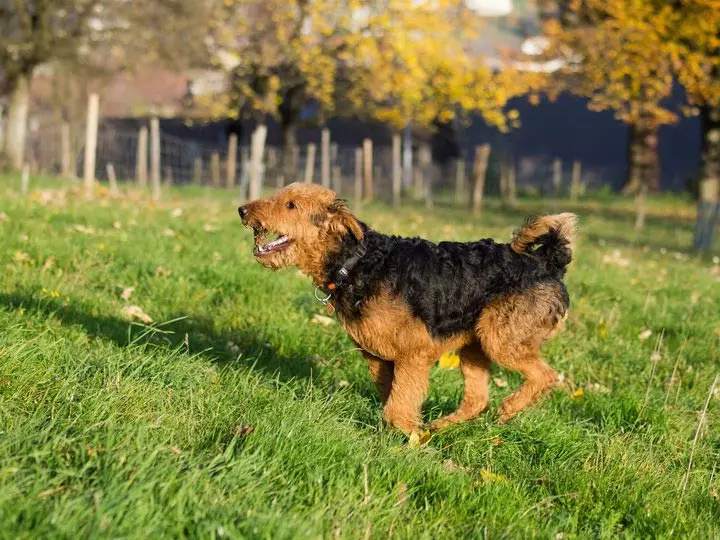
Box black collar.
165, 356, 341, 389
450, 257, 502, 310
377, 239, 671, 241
322, 238, 368, 295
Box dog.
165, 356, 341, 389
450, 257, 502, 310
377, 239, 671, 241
238, 183, 577, 435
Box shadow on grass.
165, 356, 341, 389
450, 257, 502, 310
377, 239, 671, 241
0, 292, 322, 385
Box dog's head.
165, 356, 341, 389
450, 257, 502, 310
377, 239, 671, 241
238, 183, 363, 274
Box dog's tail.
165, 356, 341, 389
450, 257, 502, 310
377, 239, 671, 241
511, 213, 577, 273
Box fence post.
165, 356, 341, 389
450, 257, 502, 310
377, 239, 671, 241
570, 160, 582, 201
304, 143, 316, 184
60, 122, 71, 178
266, 148, 278, 189
227, 133, 238, 189
332, 165, 341, 195
354, 147, 363, 207
193, 157, 202, 186
164, 165, 173, 187
471, 144, 491, 216
211, 151, 220, 187
363, 139, 373, 202
321, 128, 331, 188
106, 163, 119, 195
392, 133, 402, 208
136, 125, 148, 187
552, 157, 562, 196
249, 124, 267, 200
454, 158, 466, 205
418, 144, 432, 208
150, 117, 161, 200
82, 93, 99, 194
21, 164, 30, 195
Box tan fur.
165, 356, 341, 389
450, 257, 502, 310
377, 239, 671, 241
511, 213, 577, 254
240, 184, 573, 435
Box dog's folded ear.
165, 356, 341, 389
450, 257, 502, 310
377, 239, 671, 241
328, 198, 364, 240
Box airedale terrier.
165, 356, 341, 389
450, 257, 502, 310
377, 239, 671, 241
238, 183, 576, 435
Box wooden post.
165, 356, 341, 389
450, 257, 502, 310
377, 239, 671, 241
193, 157, 202, 185
227, 133, 238, 188
150, 117, 161, 200
392, 133, 402, 208
20, 164, 29, 195
304, 143, 316, 183
267, 148, 278, 189
354, 147, 363, 206
164, 165, 173, 187
454, 158, 466, 204
471, 144, 491, 216
106, 163, 119, 195
506, 159, 517, 208
249, 125, 268, 200
363, 139, 373, 202
321, 128, 331, 188
570, 160, 582, 201
211, 151, 220, 187
83, 93, 99, 194
136, 126, 148, 187
60, 122, 71, 178
332, 166, 341, 195
418, 145, 432, 208
552, 157, 562, 196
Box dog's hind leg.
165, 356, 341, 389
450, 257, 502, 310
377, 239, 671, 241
363, 352, 394, 404
476, 284, 565, 423
429, 342, 491, 431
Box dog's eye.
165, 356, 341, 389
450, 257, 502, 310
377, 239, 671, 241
286, 201, 296, 210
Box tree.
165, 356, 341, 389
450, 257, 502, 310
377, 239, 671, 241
668, 0, 720, 251
544, 0, 680, 193
0, 0, 208, 171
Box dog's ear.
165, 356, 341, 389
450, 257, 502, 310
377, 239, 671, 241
327, 198, 363, 240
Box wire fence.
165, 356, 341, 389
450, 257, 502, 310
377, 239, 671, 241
24, 120, 617, 204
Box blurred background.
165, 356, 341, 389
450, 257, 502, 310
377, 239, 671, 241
1, 0, 718, 250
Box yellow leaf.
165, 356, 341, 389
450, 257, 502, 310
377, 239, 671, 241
438, 351, 460, 369
480, 469, 508, 483
571, 388, 584, 400
407, 430, 431, 448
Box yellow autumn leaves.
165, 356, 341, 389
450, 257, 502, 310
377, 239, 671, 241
204, 0, 535, 130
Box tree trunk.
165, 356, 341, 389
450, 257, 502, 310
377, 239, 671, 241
2, 73, 31, 170
623, 120, 660, 195
693, 106, 720, 252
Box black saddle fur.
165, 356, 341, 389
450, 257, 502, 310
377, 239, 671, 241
324, 223, 571, 339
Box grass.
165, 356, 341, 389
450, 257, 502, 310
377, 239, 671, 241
1, 176, 719, 538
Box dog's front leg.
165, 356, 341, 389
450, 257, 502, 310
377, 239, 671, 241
363, 352, 394, 404
382, 360, 430, 435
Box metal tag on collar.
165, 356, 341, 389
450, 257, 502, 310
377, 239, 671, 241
314, 286, 332, 304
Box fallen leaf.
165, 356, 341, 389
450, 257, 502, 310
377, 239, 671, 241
170, 208, 183, 218
113, 221, 122, 230
638, 329, 652, 341
154, 266, 171, 277
234, 424, 255, 437
37, 486, 66, 499
587, 383, 611, 394
121, 287, 135, 301
169, 446, 182, 455
203, 224, 216, 232
650, 352, 662, 362
121, 305, 153, 324
42, 257, 56, 272
570, 388, 584, 400
71, 224, 95, 235
438, 351, 460, 369
407, 430, 431, 448
493, 377, 508, 388
396, 481, 408, 505
443, 459, 469, 473
311, 314, 334, 326
480, 469, 508, 483
162, 228, 176, 237
14, 251, 31, 263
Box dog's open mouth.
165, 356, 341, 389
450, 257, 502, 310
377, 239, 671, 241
253, 228, 292, 257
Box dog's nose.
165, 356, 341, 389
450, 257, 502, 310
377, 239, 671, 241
238, 206, 248, 220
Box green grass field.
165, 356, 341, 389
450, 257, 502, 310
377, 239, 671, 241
1, 177, 719, 538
